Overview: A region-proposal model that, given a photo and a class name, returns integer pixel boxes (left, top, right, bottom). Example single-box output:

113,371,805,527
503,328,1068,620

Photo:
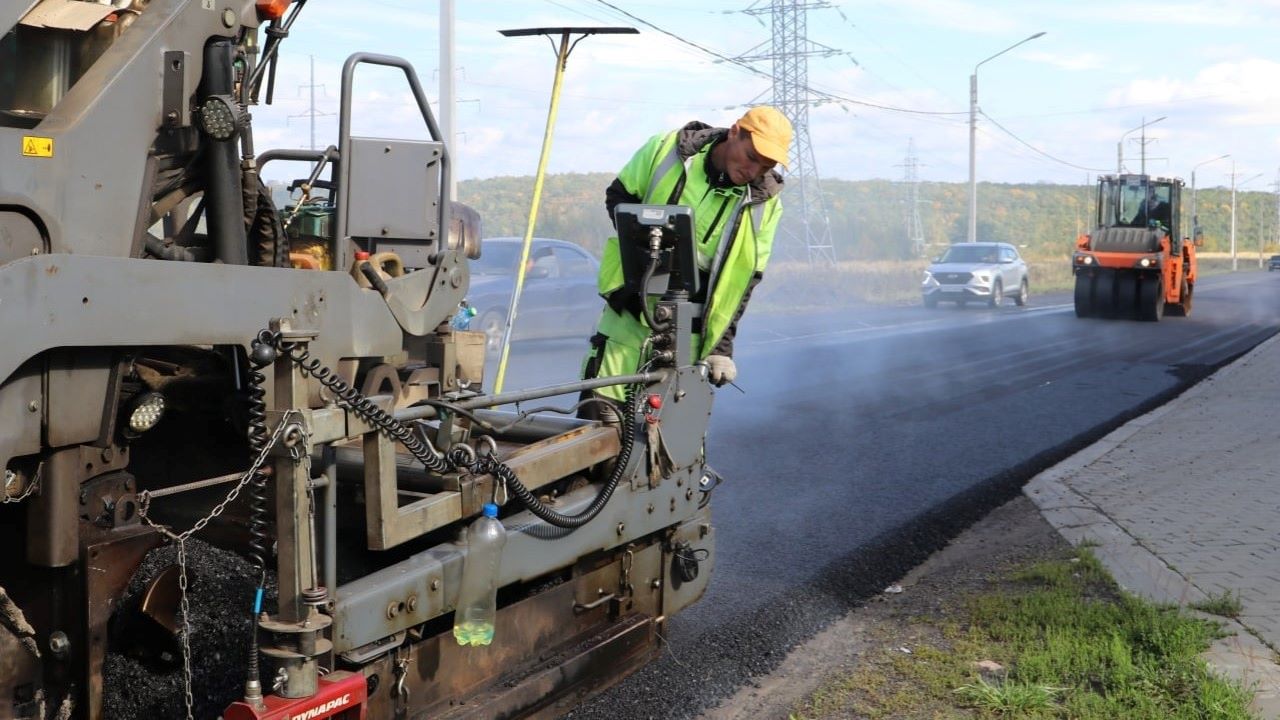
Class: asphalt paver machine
0,2,719,718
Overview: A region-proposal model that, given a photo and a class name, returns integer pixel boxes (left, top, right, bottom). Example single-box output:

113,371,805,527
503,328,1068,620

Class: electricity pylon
735,1,848,265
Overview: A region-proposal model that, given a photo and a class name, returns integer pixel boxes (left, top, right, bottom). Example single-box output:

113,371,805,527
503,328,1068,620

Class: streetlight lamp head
1029,31,1047,40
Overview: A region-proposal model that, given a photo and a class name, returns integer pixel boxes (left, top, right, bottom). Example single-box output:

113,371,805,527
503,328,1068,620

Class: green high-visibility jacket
588,122,783,400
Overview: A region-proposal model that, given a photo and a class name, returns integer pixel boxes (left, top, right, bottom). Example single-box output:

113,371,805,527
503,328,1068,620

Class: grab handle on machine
572,593,616,613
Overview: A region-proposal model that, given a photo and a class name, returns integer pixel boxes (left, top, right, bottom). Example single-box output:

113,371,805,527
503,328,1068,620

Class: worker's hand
704,355,737,387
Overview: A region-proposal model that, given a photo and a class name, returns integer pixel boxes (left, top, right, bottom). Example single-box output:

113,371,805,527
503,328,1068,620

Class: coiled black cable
671,540,708,586
243,332,278,693
245,334,277,579
447,386,640,529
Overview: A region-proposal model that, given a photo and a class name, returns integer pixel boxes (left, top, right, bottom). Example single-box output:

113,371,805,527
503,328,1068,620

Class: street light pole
440,0,456,201
1189,153,1229,238
967,72,976,242
1116,116,1166,174
1231,160,1237,271
1262,202,1268,269
1229,163,1264,272
966,31,1045,243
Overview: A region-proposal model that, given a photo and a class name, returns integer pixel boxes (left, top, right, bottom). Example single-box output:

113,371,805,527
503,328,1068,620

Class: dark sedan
467,237,602,352
1269,255,1280,272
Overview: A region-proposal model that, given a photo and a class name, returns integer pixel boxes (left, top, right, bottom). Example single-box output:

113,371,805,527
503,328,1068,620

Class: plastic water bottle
450,302,477,331
452,503,506,646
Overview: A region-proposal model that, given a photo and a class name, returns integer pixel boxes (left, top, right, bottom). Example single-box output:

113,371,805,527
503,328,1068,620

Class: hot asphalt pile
102,538,275,720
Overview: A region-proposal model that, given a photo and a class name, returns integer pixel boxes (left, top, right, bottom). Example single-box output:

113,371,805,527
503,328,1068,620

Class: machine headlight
128,392,166,434
197,95,241,141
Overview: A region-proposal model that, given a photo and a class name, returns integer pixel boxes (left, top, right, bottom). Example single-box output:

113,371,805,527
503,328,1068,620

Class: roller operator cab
1072,174,1198,321
0,2,719,719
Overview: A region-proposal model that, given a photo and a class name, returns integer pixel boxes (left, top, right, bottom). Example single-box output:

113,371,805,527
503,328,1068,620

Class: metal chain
620,548,634,597
137,411,298,543
393,648,412,705
135,411,298,720
291,429,321,591
176,538,194,720
2,465,42,504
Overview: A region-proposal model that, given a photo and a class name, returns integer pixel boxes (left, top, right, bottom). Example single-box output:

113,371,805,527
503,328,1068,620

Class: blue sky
253,1,1280,192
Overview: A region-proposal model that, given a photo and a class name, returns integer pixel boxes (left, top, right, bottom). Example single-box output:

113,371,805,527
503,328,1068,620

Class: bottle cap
354,250,370,260
482,503,498,518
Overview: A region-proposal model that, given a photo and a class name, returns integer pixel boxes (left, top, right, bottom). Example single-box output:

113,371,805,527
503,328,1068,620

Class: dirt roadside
698,494,1070,720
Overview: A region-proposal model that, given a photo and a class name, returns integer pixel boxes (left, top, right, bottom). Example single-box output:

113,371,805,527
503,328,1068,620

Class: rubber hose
481,388,638,529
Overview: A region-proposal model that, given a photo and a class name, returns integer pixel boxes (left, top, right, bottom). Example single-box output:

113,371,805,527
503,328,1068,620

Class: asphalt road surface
489,271,1280,720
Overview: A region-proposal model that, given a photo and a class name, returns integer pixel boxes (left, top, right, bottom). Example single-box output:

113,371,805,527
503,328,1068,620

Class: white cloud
1108,58,1280,128
1194,43,1255,62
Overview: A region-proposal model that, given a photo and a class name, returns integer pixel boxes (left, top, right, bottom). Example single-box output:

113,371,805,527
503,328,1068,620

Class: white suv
921,242,1029,308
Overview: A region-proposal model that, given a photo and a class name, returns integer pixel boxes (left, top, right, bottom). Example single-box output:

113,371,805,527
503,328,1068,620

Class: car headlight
922,270,934,282
973,272,990,283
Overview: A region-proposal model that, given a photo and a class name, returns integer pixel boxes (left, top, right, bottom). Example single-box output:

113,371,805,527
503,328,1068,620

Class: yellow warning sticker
22,136,54,158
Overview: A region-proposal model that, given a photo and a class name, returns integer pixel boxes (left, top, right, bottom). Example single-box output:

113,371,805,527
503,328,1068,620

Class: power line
979,110,1109,172
841,16,961,106
463,79,718,109
993,91,1242,122
589,0,966,118
545,0,622,25
974,124,1083,175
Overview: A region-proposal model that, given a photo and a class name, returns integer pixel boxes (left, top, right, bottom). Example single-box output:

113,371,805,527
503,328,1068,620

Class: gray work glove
704,354,737,387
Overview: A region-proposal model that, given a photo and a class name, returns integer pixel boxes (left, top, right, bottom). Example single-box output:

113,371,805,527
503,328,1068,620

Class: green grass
788,547,1256,719
1190,590,1244,619
954,677,1065,713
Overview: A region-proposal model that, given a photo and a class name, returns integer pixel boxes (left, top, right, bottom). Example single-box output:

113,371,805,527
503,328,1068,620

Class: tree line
459,174,1278,261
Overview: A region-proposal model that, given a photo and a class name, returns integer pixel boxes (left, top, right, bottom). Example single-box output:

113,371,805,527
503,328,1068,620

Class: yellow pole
493,32,571,395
